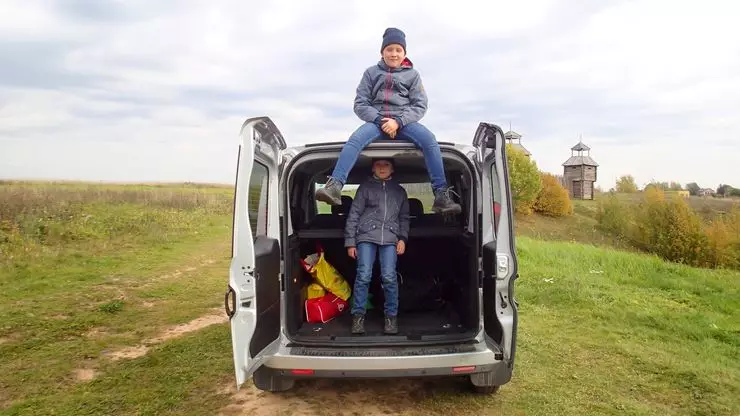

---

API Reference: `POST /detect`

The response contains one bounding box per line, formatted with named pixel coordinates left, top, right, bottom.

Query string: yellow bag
left=307, top=283, right=326, bottom=299
left=301, top=249, right=352, bottom=301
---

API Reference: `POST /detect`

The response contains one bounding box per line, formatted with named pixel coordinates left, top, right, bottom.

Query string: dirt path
left=70, top=246, right=229, bottom=382
left=105, top=309, right=227, bottom=361
left=217, top=376, right=475, bottom=416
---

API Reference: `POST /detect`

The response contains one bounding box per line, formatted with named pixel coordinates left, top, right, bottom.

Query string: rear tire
left=252, top=366, right=295, bottom=392
left=470, top=383, right=500, bottom=395
left=468, top=373, right=500, bottom=394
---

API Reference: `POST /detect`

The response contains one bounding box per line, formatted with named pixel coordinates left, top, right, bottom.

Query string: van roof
left=286, top=139, right=476, bottom=155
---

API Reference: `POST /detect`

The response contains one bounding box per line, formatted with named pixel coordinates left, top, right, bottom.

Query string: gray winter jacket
left=344, top=176, right=410, bottom=248
left=353, top=58, right=428, bottom=129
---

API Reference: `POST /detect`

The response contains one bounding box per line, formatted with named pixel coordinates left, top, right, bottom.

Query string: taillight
left=493, top=202, right=501, bottom=227
left=291, top=369, right=315, bottom=375
left=452, top=366, right=476, bottom=373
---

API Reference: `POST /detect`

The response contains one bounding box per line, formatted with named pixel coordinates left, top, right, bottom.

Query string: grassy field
left=0, top=181, right=235, bottom=414
left=1, top=182, right=738, bottom=415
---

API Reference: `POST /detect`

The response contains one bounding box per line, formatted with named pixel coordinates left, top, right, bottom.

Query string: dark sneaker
left=351, top=314, right=365, bottom=335
left=384, top=315, right=398, bottom=335
left=315, top=178, right=343, bottom=206
left=432, top=187, right=462, bottom=214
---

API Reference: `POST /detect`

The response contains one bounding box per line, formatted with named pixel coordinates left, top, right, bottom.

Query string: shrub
left=505, top=144, right=542, bottom=215
left=596, top=193, right=632, bottom=238
left=632, top=188, right=710, bottom=267
left=534, top=173, right=573, bottom=217
left=99, top=300, right=125, bottom=314
left=596, top=189, right=740, bottom=270
left=704, top=208, right=740, bottom=269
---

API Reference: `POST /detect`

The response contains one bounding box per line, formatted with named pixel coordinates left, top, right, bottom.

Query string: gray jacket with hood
left=344, top=176, right=410, bottom=248
left=353, top=58, right=428, bottom=129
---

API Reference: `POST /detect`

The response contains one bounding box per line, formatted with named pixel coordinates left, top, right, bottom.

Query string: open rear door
left=226, top=117, right=286, bottom=389
left=472, top=123, right=519, bottom=367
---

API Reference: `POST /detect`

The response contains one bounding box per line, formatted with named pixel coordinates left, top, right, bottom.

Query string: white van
left=225, top=116, right=519, bottom=394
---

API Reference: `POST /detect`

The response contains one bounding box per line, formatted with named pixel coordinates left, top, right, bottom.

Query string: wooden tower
left=562, top=140, right=598, bottom=200
left=504, top=130, right=531, bottom=157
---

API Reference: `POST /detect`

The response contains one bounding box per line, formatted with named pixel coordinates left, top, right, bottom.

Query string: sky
left=1, top=0, right=738, bottom=190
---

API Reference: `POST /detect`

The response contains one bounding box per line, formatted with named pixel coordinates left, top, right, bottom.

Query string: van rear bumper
left=266, top=347, right=499, bottom=371
left=261, top=363, right=501, bottom=380
left=262, top=340, right=511, bottom=384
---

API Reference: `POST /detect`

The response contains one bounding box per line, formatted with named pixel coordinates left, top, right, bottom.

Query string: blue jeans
left=330, top=122, right=448, bottom=191
left=352, top=242, right=399, bottom=316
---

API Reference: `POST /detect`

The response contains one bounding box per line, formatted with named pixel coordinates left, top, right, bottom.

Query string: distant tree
left=506, top=144, right=542, bottom=215
left=669, top=181, right=683, bottom=191
left=686, top=182, right=700, bottom=196
left=645, top=181, right=671, bottom=191
left=717, top=184, right=733, bottom=197
left=616, top=175, right=638, bottom=193
left=731, top=188, right=740, bottom=197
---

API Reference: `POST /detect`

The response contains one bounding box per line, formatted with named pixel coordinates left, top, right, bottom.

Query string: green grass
left=0, top=182, right=235, bottom=411
left=478, top=237, right=739, bottom=415
left=2, top=182, right=738, bottom=415
left=4, top=325, right=235, bottom=416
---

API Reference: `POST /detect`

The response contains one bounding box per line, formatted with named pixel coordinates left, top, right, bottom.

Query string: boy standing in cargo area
left=316, top=27, right=461, bottom=215
left=345, top=158, right=409, bottom=335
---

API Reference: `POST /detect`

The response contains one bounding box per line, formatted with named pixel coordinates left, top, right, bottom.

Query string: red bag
left=305, top=293, right=348, bottom=323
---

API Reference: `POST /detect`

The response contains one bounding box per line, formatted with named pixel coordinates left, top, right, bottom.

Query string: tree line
left=613, top=175, right=739, bottom=197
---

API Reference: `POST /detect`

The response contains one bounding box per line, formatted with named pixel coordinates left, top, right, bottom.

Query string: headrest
left=331, top=195, right=353, bottom=215
left=408, top=198, right=423, bottom=217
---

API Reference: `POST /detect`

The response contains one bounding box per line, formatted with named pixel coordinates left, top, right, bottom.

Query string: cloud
left=0, top=0, right=738, bottom=190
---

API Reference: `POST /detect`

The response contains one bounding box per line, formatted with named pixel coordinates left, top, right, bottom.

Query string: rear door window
left=313, top=182, right=435, bottom=214
left=248, top=162, right=269, bottom=237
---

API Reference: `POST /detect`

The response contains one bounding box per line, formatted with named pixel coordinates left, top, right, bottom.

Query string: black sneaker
left=351, top=314, right=365, bottom=335
left=384, top=315, right=398, bottom=335
left=432, top=187, right=462, bottom=214
left=315, top=178, right=343, bottom=206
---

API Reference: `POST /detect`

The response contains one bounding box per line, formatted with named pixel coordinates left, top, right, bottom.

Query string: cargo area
left=282, top=144, right=481, bottom=346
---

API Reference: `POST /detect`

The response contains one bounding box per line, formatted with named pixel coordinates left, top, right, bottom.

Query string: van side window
left=248, top=162, right=269, bottom=237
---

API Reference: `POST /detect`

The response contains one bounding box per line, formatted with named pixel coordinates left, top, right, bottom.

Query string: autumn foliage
left=505, top=144, right=542, bottom=215
left=534, top=173, right=573, bottom=217
left=596, top=187, right=740, bottom=270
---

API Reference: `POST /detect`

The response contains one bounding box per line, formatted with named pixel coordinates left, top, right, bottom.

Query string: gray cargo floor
left=297, top=308, right=468, bottom=338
